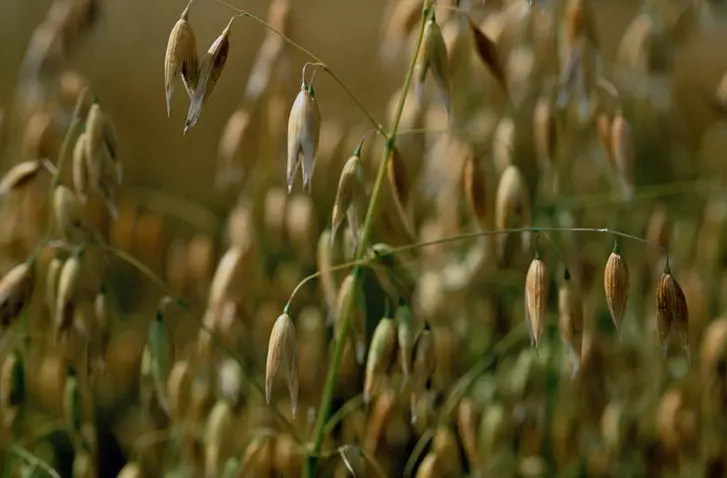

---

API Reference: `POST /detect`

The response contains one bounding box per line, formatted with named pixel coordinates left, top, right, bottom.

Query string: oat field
left=1, top=0, right=727, bottom=477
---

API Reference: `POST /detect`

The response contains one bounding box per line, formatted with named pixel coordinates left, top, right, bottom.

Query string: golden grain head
left=394, top=303, right=415, bottom=379
left=265, top=312, right=299, bottom=416
left=422, top=17, right=451, bottom=114
left=72, top=132, right=90, bottom=203
left=533, top=96, right=556, bottom=173
left=185, top=18, right=232, bottom=133
left=656, top=264, right=690, bottom=361
left=364, top=317, right=397, bottom=403
left=332, top=153, right=364, bottom=245
left=286, top=81, right=321, bottom=194
left=525, top=257, right=549, bottom=348
left=604, top=246, right=630, bottom=333
left=0, top=159, right=48, bottom=197
left=0, top=262, right=35, bottom=328
left=610, top=114, right=635, bottom=201
left=164, top=5, right=199, bottom=117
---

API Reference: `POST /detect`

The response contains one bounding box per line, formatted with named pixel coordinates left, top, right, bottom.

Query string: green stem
left=211, top=0, right=384, bottom=134
left=10, top=445, right=60, bottom=478
left=303, top=2, right=434, bottom=476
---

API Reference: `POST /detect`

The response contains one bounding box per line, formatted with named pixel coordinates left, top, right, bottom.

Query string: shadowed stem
left=10, top=445, right=61, bottom=478
left=210, top=0, right=385, bottom=134
left=303, top=2, right=435, bottom=476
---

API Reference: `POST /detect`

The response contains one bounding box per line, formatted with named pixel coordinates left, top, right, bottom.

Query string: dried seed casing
left=410, top=329, right=435, bottom=424
left=0, top=159, right=48, bottom=196
left=53, top=184, right=93, bottom=243
left=331, top=153, right=365, bottom=246
left=0, top=351, right=24, bottom=429
left=495, top=164, right=531, bottom=260
left=609, top=114, right=635, bottom=201
left=164, top=5, right=199, bottom=116
left=364, top=317, right=397, bottom=403
left=265, top=312, right=299, bottom=416
left=185, top=18, right=232, bottom=133
left=533, top=96, right=556, bottom=176
left=286, top=81, right=321, bottom=193
left=525, top=256, right=549, bottom=348
left=656, top=263, right=690, bottom=361
left=395, top=303, right=415, bottom=379
left=558, top=268, right=583, bottom=378
left=604, top=243, right=629, bottom=333
left=54, top=249, right=82, bottom=344
left=463, top=150, right=490, bottom=232
left=205, top=399, right=234, bottom=477
left=0, top=262, right=35, bottom=328
left=72, top=132, right=89, bottom=202
left=416, top=16, right=451, bottom=114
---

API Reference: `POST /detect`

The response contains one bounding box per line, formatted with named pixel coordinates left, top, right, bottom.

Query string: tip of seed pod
left=166, top=92, right=172, bottom=118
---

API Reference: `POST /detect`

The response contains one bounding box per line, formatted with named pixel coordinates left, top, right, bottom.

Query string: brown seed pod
left=604, top=244, right=629, bottom=334
left=416, top=452, right=443, bottom=478
left=274, top=432, right=302, bottom=478
left=364, top=317, right=397, bottom=403
left=207, top=245, right=249, bottom=312
left=416, top=16, right=451, bottom=114
left=54, top=249, right=82, bottom=344
left=610, top=114, right=635, bottom=201
left=0, top=159, right=51, bottom=196
left=533, top=97, right=556, bottom=175
left=434, top=425, right=462, bottom=477
left=525, top=256, right=549, bottom=348
left=364, top=389, right=396, bottom=453
left=463, top=150, right=490, bottom=232
left=495, top=165, right=531, bottom=259
left=239, top=435, right=274, bottom=476
left=216, top=109, right=251, bottom=188
left=656, top=263, right=690, bottom=361
left=187, top=233, right=215, bottom=299
left=286, top=81, right=321, bottom=193
left=646, top=205, right=670, bottom=265
left=468, top=18, right=507, bottom=92
left=46, top=254, right=64, bottom=316
left=185, top=18, right=232, bottom=133
left=72, top=132, right=90, bottom=203
left=164, top=5, right=199, bottom=116
left=205, top=399, right=235, bottom=477
left=0, top=262, right=35, bottom=328
left=0, top=352, right=24, bottom=430
left=456, top=398, right=479, bottom=470
left=558, top=269, right=583, bottom=378
left=166, top=360, right=191, bottom=425
left=265, top=313, right=299, bottom=416
left=53, top=184, right=93, bottom=243
left=332, top=153, right=365, bottom=247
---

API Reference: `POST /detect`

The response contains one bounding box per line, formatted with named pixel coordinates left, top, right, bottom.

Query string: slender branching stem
left=303, top=2, right=434, bottom=475
left=210, top=0, right=385, bottom=134
left=11, top=445, right=61, bottom=478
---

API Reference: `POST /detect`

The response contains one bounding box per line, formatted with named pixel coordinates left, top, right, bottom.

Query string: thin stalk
left=211, top=0, right=384, bottom=134
left=10, top=445, right=60, bottom=478
left=303, top=2, right=434, bottom=476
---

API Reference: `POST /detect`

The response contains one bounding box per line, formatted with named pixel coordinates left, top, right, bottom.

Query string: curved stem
left=303, top=3, right=435, bottom=476
left=403, top=429, right=434, bottom=478
left=322, top=394, right=364, bottom=437
left=11, top=445, right=60, bottom=478
left=211, top=0, right=384, bottom=134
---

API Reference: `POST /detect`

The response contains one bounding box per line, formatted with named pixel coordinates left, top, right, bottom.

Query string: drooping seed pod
left=604, top=242, right=629, bottom=334
left=85, top=102, right=106, bottom=176
left=410, top=329, right=436, bottom=424
left=0, top=262, right=35, bottom=328
left=117, top=462, right=142, bottom=478
left=167, top=360, right=191, bottom=424
left=656, top=263, right=690, bottom=361
left=610, top=114, right=635, bottom=201
left=286, top=81, right=321, bottom=193
left=164, top=5, right=199, bottom=116
left=387, top=147, right=411, bottom=209
left=525, top=255, right=549, bottom=348
left=185, top=18, right=232, bottom=133
left=0, top=351, right=25, bottom=430
left=456, top=398, right=479, bottom=471
left=207, top=245, right=249, bottom=312
left=463, top=151, right=490, bottom=232
left=239, top=435, right=274, bottom=476
left=54, top=249, right=82, bottom=345
left=90, top=285, right=111, bottom=374
left=148, top=309, right=172, bottom=414
left=416, top=452, right=443, bottom=478
left=53, top=184, right=94, bottom=243
left=558, top=268, right=583, bottom=378
left=72, top=132, right=90, bottom=203
left=416, top=15, right=451, bottom=114
left=533, top=96, right=556, bottom=176
left=495, top=165, right=531, bottom=260
left=0, top=159, right=52, bottom=197
left=205, top=399, right=234, bottom=478
left=331, top=152, right=365, bottom=247
left=334, top=273, right=367, bottom=363
left=265, top=313, right=299, bottom=416
left=434, top=425, right=462, bottom=477
left=364, top=317, right=397, bottom=403
left=338, top=444, right=367, bottom=477
left=274, top=432, right=303, bottom=478
left=63, top=367, right=82, bottom=434
left=395, top=304, right=415, bottom=379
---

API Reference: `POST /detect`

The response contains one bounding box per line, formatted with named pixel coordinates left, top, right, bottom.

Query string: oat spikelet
left=72, top=132, right=89, bottom=203
left=525, top=255, right=548, bottom=348
left=46, top=255, right=64, bottom=317
left=331, top=152, right=365, bottom=246
left=410, top=329, right=435, bottom=424
left=604, top=242, right=629, bottom=334
left=164, top=5, right=199, bottom=117
left=0, top=262, right=35, bottom=328
left=416, top=16, right=451, bottom=114
left=395, top=303, right=414, bottom=380
left=205, top=399, right=234, bottom=478
left=0, top=159, right=51, bottom=196
left=54, top=249, right=82, bottom=345
left=265, top=313, right=299, bottom=416
left=559, top=268, right=583, bottom=378
left=656, top=262, right=690, bottom=362
left=610, top=114, right=635, bottom=201
left=463, top=150, right=489, bottom=232
left=286, top=81, right=321, bottom=193
left=0, top=352, right=24, bottom=429
left=364, top=317, right=397, bottom=403
left=495, top=165, right=531, bottom=259
left=185, top=18, right=232, bottom=134
left=533, top=97, right=556, bottom=176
